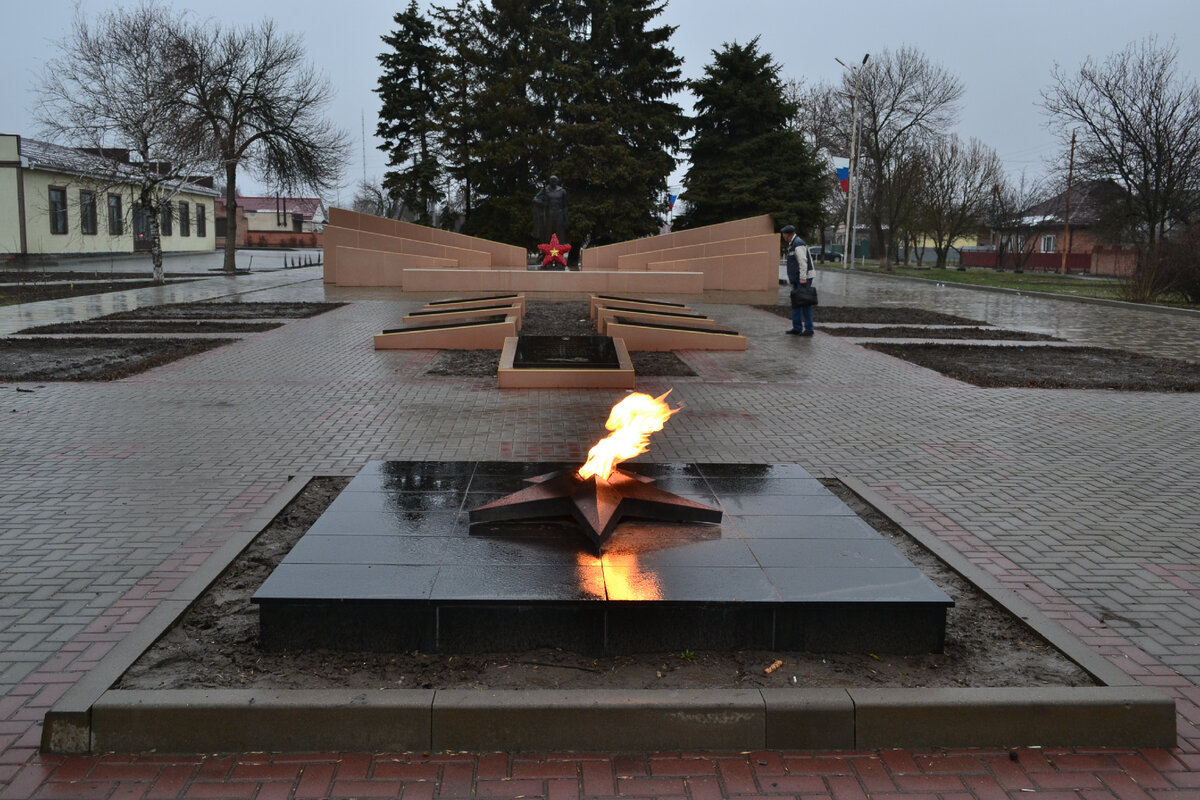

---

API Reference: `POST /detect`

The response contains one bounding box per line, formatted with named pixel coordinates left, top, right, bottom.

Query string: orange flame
left=577, top=391, right=678, bottom=482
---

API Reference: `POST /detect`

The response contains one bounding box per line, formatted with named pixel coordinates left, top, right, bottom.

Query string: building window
left=196, top=203, right=206, bottom=237
left=1041, top=234, right=1057, bottom=253
left=108, top=194, right=123, bottom=235
left=134, top=206, right=149, bottom=240
left=179, top=201, right=190, bottom=236
left=80, top=191, right=97, bottom=235
left=49, top=187, right=68, bottom=234
left=160, top=203, right=172, bottom=236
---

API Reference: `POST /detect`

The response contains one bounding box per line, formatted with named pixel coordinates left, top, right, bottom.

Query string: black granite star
left=469, top=468, right=722, bottom=553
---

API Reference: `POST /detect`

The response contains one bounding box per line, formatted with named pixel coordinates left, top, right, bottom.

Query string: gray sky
left=3, top=0, right=1198, bottom=203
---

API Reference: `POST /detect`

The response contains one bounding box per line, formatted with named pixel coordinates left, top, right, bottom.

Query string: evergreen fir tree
left=430, top=0, right=485, bottom=229
left=460, top=0, right=543, bottom=242
left=464, top=0, right=685, bottom=249
left=677, top=38, right=822, bottom=231
left=376, top=0, right=444, bottom=225
left=556, top=0, right=686, bottom=247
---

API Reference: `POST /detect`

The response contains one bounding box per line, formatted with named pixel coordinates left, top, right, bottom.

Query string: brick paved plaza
left=1, top=264, right=1198, bottom=798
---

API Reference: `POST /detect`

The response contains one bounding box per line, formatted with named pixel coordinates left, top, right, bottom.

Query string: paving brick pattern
left=1, top=266, right=1198, bottom=797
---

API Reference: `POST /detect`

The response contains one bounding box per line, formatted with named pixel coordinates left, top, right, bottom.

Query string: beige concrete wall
left=400, top=269, right=705, bottom=295
left=647, top=250, right=777, bottom=291
left=617, top=233, right=777, bottom=271
left=342, top=226, right=489, bottom=265
left=605, top=321, right=747, bottom=352
left=583, top=215, right=774, bottom=268
left=327, top=207, right=525, bottom=270
left=374, top=318, right=517, bottom=350
left=332, top=245, right=457, bottom=287
left=323, top=224, right=495, bottom=283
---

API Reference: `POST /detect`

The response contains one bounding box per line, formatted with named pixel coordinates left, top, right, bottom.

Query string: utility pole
left=837, top=54, right=868, bottom=268
left=1059, top=129, right=1076, bottom=275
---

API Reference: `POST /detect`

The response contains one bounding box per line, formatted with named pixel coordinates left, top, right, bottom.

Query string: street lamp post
left=836, top=53, right=868, bottom=269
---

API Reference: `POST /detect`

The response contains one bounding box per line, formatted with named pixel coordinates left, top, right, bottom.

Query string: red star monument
left=537, top=233, right=571, bottom=267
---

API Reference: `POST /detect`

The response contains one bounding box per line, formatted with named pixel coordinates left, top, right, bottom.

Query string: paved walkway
left=0, top=268, right=1198, bottom=798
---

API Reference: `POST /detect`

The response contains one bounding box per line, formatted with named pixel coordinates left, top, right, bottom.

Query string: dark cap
left=780, top=225, right=795, bottom=234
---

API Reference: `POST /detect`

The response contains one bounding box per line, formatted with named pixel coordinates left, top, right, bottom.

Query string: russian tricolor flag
left=836, top=167, right=850, bottom=193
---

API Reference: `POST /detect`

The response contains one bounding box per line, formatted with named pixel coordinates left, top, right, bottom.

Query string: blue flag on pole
left=836, top=167, right=850, bottom=193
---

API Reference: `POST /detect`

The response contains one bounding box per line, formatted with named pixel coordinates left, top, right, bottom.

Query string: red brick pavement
left=2, top=425, right=1199, bottom=796
left=5, top=747, right=1200, bottom=798
left=0, top=482, right=1196, bottom=798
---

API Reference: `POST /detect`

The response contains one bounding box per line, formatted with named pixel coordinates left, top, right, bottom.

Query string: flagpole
left=837, top=54, right=868, bottom=269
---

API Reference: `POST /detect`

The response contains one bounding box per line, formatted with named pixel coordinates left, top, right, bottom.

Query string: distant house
left=964, top=180, right=1136, bottom=276
left=215, top=196, right=326, bottom=249
left=0, top=133, right=218, bottom=262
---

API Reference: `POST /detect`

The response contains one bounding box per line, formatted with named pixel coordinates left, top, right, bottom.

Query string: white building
left=0, top=133, right=218, bottom=261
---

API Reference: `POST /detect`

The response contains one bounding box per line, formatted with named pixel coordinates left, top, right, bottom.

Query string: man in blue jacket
left=782, top=225, right=815, bottom=336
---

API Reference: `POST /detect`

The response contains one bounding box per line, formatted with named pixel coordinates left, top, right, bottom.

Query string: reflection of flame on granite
left=468, top=467, right=722, bottom=554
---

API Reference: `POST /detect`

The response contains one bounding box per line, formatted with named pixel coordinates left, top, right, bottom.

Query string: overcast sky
left=3, top=0, right=1198, bottom=204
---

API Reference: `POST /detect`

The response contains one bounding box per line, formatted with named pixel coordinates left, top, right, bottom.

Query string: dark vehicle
left=809, top=246, right=842, bottom=263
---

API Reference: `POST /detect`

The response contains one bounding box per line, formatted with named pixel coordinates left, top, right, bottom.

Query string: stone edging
left=41, top=475, right=1177, bottom=754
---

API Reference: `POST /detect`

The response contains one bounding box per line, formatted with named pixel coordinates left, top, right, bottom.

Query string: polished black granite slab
left=511, top=336, right=620, bottom=369
left=253, top=462, right=952, bottom=654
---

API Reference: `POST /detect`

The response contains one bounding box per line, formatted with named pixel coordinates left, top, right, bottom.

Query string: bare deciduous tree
left=987, top=171, right=1049, bottom=272
left=1043, top=36, right=1200, bottom=294
left=36, top=2, right=214, bottom=283
left=174, top=18, right=349, bottom=271
left=843, top=46, right=964, bottom=268
left=786, top=79, right=852, bottom=253
left=915, top=135, right=1003, bottom=268
left=352, top=178, right=407, bottom=220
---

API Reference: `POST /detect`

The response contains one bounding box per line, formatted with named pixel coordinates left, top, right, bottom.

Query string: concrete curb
left=42, top=475, right=1177, bottom=754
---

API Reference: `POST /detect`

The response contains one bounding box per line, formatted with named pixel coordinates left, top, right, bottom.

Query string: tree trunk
left=223, top=162, right=238, bottom=272
left=149, top=203, right=164, bottom=285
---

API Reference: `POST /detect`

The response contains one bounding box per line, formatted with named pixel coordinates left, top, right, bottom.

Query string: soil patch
left=115, top=476, right=1094, bottom=692
left=0, top=337, right=237, bottom=382
left=103, top=301, right=345, bottom=320
left=755, top=305, right=982, bottom=325
left=424, top=301, right=697, bottom=378
left=17, top=321, right=283, bottom=335
left=1, top=303, right=342, bottom=380
left=823, top=326, right=1059, bottom=341
left=865, top=343, right=1200, bottom=391
left=758, top=304, right=1198, bottom=390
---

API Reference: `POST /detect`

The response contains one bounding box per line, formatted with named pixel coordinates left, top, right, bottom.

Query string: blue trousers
left=791, top=282, right=814, bottom=332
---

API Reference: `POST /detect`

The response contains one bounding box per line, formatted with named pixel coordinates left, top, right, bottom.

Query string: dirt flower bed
left=115, top=476, right=1094, bottom=692
left=822, top=326, right=1059, bottom=341
left=0, top=337, right=237, bottom=382
left=0, top=302, right=343, bottom=380
left=865, top=342, right=1200, bottom=391
left=101, top=301, right=345, bottom=320
left=759, top=304, right=1198, bottom=391
left=755, top=304, right=983, bottom=325
left=17, top=320, right=283, bottom=335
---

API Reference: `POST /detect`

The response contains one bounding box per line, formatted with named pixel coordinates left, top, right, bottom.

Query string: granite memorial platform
left=252, top=461, right=953, bottom=654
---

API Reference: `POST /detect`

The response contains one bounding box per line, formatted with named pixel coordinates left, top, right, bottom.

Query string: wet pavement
left=4, top=247, right=324, bottom=275
left=0, top=265, right=1198, bottom=798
